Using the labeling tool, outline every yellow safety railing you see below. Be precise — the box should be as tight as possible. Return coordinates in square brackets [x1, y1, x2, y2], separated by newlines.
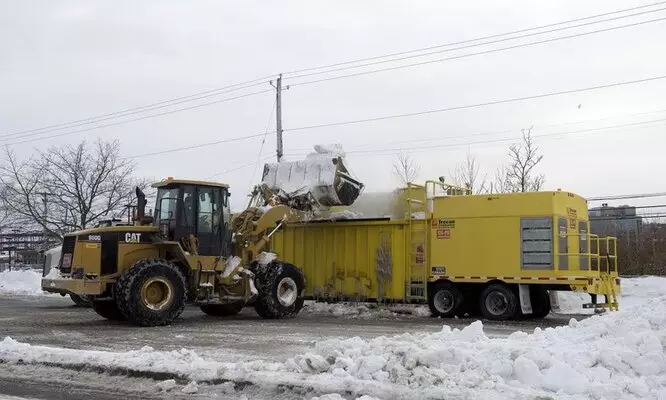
[554, 230, 619, 311]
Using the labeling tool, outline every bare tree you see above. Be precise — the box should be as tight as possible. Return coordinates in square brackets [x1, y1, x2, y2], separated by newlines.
[0, 139, 148, 240]
[450, 150, 487, 194]
[488, 166, 513, 194]
[504, 127, 545, 192]
[393, 151, 421, 185]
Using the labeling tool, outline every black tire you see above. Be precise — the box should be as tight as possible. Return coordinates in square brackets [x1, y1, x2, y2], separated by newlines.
[70, 294, 93, 307]
[115, 258, 187, 327]
[91, 299, 126, 321]
[480, 283, 519, 321]
[200, 302, 244, 317]
[428, 281, 463, 318]
[253, 261, 305, 319]
[529, 286, 551, 318]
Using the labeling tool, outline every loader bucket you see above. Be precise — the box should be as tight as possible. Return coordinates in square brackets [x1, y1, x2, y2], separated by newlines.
[261, 145, 364, 211]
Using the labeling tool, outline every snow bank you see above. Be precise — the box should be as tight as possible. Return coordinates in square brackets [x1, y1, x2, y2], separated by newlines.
[555, 276, 666, 314]
[289, 293, 666, 399]
[0, 269, 47, 296]
[1, 277, 665, 399]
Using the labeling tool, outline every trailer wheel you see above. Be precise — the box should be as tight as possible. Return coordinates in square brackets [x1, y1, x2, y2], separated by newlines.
[70, 294, 93, 307]
[200, 302, 244, 317]
[115, 258, 187, 327]
[91, 299, 126, 321]
[428, 282, 463, 318]
[480, 283, 518, 321]
[253, 261, 305, 319]
[528, 286, 551, 318]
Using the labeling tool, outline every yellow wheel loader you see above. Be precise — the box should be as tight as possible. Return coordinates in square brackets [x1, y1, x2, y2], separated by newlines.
[41, 150, 363, 327]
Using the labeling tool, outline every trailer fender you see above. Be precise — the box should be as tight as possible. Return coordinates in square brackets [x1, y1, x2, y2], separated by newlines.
[518, 284, 533, 315]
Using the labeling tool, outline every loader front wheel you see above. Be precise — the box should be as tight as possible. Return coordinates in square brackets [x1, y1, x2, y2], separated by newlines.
[480, 283, 518, 321]
[115, 259, 187, 327]
[91, 299, 126, 321]
[428, 282, 462, 318]
[200, 302, 244, 317]
[253, 261, 305, 319]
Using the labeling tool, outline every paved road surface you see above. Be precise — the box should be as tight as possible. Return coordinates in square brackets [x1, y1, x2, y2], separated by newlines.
[0, 295, 587, 399]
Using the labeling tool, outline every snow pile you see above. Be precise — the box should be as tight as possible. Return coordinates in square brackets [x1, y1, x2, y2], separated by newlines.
[303, 301, 430, 319]
[288, 295, 666, 399]
[44, 267, 62, 279]
[0, 339, 230, 380]
[555, 276, 666, 314]
[328, 210, 364, 220]
[1, 277, 665, 399]
[262, 145, 341, 196]
[311, 395, 381, 400]
[0, 269, 47, 296]
[181, 381, 198, 394]
[2, 286, 666, 399]
[256, 251, 277, 265]
[261, 144, 363, 209]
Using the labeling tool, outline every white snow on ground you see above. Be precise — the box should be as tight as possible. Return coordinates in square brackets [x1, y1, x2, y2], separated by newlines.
[555, 276, 666, 314]
[1, 277, 665, 399]
[0, 269, 48, 296]
[303, 301, 431, 319]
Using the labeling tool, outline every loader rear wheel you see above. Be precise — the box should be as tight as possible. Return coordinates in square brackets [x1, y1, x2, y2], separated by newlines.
[70, 294, 93, 307]
[428, 282, 463, 318]
[253, 261, 305, 319]
[528, 286, 551, 319]
[115, 258, 187, 327]
[480, 283, 518, 321]
[91, 299, 126, 321]
[200, 302, 244, 317]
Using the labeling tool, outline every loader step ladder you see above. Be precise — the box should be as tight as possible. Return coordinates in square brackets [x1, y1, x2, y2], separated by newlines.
[405, 182, 428, 302]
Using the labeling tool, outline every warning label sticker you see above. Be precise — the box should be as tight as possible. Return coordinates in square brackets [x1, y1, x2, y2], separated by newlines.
[432, 219, 455, 228]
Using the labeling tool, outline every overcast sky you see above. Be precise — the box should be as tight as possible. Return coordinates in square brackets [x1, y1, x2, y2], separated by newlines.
[1, 0, 665, 210]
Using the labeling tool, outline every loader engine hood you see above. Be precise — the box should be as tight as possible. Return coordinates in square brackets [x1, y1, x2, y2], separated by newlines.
[261, 144, 364, 211]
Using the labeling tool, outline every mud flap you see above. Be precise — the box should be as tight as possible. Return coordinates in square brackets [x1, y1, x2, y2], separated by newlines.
[549, 291, 561, 312]
[518, 284, 533, 314]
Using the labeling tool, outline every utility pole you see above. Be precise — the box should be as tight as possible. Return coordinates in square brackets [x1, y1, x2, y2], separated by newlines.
[270, 74, 288, 162]
[37, 191, 50, 251]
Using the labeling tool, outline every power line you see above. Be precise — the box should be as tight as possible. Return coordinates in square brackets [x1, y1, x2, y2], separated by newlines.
[124, 130, 274, 160]
[282, 1, 666, 76]
[3, 75, 276, 139]
[119, 75, 666, 161]
[0, 81, 271, 142]
[285, 74, 666, 132]
[3, 89, 274, 146]
[282, 117, 663, 161]
[287, 107, 666, 153]
[285, 6, 666, 81]
[590, 204, 666, 211]
[588, 192, 666, 201]
[288, 16, 666, 87]
[343, 116, 666, 155]
[207, 156, 275, 179]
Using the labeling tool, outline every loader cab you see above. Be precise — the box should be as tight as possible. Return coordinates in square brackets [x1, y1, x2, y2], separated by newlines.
[152, 178, 232, 257]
